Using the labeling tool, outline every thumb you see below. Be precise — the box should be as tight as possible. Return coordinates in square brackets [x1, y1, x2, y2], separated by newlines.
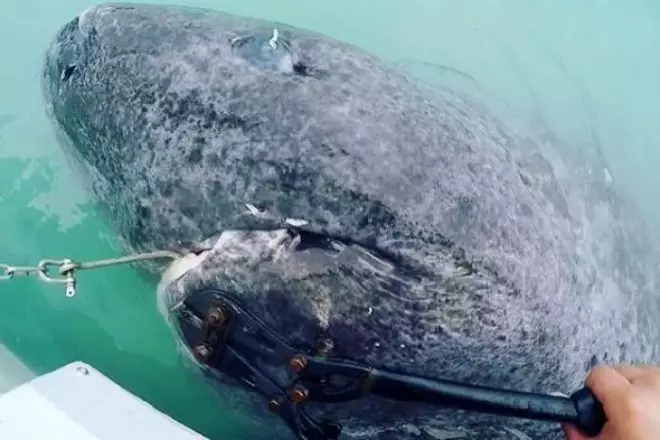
[586, 364, 633, 420]
[561, 365, 631, 439]
[562, 423, 589, 440]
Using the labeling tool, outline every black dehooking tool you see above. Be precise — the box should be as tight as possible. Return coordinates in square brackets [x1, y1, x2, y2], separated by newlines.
[174, 288, 607, 440]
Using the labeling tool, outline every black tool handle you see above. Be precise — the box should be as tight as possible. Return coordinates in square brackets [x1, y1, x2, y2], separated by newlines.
[570, 387, 607, 437]
[369, 370, 606, 437]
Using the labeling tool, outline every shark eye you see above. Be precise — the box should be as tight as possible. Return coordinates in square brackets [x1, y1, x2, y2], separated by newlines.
[292, 62, 310, 76]
[61, 64, 77, 82]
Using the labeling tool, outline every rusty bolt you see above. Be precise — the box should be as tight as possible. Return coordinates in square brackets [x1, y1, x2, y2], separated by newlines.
[290, 385, 309, 404]
[207, 307, 226, 326]
[289, 355, 308, 374]
[268, 398, 282, 412]
[193, 344, 212, 362]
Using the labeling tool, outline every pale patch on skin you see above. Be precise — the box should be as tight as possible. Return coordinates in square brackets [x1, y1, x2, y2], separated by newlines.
[312, 289, 332, 329]
[157, 249, 213, 318]
[159, 229, 299, 318]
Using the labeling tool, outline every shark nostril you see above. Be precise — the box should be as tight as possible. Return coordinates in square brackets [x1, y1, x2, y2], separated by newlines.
[61, 64, 77, 82]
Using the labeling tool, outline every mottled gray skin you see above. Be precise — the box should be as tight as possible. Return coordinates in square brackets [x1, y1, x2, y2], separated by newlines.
[42, 3, 660, 440]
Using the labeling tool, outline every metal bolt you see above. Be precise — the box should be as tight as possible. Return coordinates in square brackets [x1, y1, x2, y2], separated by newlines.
[290, 385, 309, 404]
[268, 398, 282, 412]
[289, 355, 308, 374]
[194, 344, 212, 362]
[207, 307, 226, 326]
[76, 366, 89, 376]
[65, 275, 76, 298]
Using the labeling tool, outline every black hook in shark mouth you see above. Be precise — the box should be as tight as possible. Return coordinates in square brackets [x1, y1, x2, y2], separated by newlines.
[42, 3, 660, 439]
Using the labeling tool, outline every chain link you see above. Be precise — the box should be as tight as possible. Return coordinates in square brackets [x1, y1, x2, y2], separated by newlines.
[0, 250, 182, 298]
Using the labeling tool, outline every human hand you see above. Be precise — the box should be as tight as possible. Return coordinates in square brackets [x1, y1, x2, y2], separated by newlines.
[563, 365, 660, 440]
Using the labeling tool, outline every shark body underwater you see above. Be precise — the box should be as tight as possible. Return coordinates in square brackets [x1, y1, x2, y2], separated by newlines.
[42, 3, 660, 440]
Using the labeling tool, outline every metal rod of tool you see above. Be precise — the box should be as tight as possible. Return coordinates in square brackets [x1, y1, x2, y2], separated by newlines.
[369, 369, 606, 437]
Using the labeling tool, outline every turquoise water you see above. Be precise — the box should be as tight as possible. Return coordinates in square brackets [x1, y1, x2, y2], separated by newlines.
[1, 1, 660, 438]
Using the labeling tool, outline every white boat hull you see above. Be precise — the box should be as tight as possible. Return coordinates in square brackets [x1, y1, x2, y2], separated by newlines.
[0, 361, 208, 439]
